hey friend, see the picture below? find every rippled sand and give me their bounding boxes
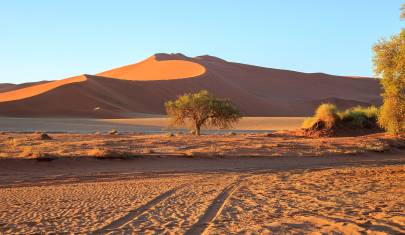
[1,166,404,234]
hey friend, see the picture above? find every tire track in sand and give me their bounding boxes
[92,175,218,234]
[185,175,251,235]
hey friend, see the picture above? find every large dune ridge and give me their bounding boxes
[0,53,382,117]
[0,83,16,92]
[97,53,206,81]
[0,81,51,93]
[0,76,87,102]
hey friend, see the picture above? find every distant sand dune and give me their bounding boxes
[0,75,87,102]
[0,53,381,117]
[97,54,206,81]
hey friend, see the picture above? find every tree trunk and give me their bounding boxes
[195,123,201,136]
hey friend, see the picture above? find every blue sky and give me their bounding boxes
[1,0,404,83]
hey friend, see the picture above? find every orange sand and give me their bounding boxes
[0,53,381,117]
[0,75,87,102]
[97,55,206,81]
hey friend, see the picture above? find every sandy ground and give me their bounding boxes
[0,161,404,234]
[0,132,402,160]
[1,120,404,234]
[0,117,306,133]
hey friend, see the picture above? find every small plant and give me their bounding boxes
[166,132,174,137]
[87,148,132,159]
[227,131,236,136]
[109,129,118,135]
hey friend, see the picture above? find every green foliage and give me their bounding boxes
[302,103,339,129]
[165,90,241,135]
[314,103,339,128]
[301,117,317,129]
[338,106,379,128]
[302,104,380,130]
[373,30,405,135]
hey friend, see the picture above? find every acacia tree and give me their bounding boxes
[373,6,405,135]
[165,90,241,135]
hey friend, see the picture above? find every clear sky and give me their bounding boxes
[1,0,404,84]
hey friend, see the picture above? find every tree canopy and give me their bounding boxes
[373,30,405,134]
[165,90,241,135]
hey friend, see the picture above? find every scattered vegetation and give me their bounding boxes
[372,3,405,135]
[302,104,381,137]
[87,148,134,159]
[19,146,57,161]
[165,90,241,135]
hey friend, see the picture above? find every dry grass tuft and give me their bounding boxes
[302,104,338,129]
[142,148,155,154]
[166,132,174,137]
[19,146,57,161]
[86,148,134,159]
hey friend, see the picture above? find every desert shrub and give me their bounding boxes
[87,148,133,159]
[302,103,338,129]
[303,104,380,131]
[301,117,318,129]
[315,103,339,127]
[339,106,379,128]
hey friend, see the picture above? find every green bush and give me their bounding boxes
[302,117,318,129]
[302,103,338,129]
[302,104,379,130]
[338,106,379,128]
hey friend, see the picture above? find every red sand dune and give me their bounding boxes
[97,54,206,81]
[0,53,381,117]
[0,76,87,102]
[0,81,51,93]
[0,83,16,92]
